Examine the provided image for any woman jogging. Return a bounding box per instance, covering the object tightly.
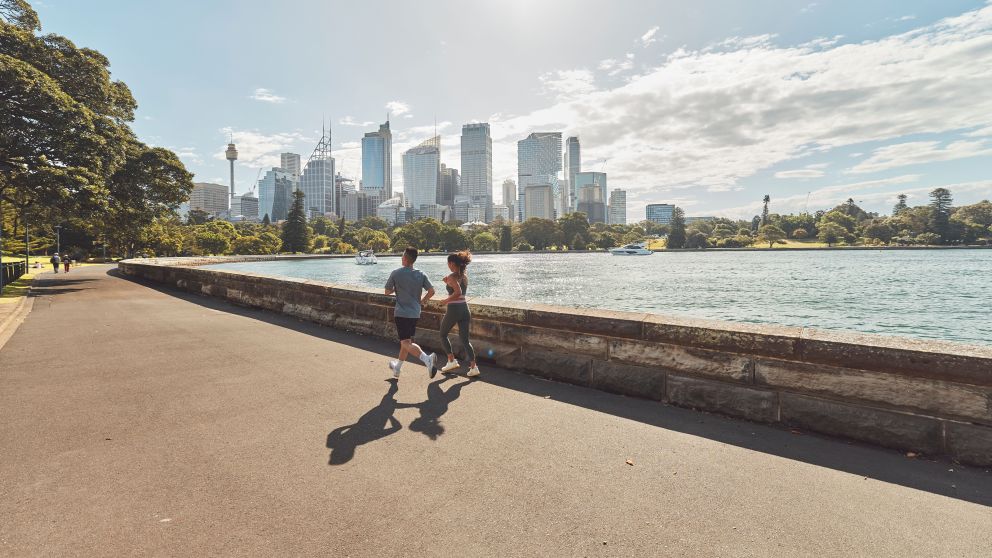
[438,251,480,377]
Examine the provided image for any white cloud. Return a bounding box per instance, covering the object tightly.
[899,15,918,22]
[801,3,818,14]
[848,140,992,173]
[640,26,660,46]
[539,69,596,99]
[482,4,992,219]
[598,53,635,76]
[214,127,311,168]
[249,88,287,104]
[385,100,411,117]
[339,116,375,127]
[964,125,992,137]
[340,141,360,149]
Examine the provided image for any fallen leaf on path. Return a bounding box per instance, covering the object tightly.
[790,429,802,435]
[625,459,634,466]
[906,452,918,458]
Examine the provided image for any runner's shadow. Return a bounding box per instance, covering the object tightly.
[326,379,402,465]
[404,375,476,441]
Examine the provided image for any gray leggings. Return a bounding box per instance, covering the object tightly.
[440,303,475,363]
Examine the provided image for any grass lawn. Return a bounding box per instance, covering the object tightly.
[0,272,36,300]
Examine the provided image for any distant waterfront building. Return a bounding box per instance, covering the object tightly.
[607,189,627,225]
[492,204,510,222]
[501,179,517,222]
[438,164,459,207]
[341,191,379,222]
[300,128,336,218]
[517,132,562,221]
[361,120,393,199]
[524,183,554,220]
[414,204,450,223]
[232,193,259,222]
[646,203,675,225]
[402,136,440,210]
[280,153,301,177]
[335,173,358,217]
[461,123,493,220]
[257,168,297,222]
[189,182,229,216]
[564,136,580,213]
[573,171,607,209]
[577,184,606,224]
[377,195,408,226]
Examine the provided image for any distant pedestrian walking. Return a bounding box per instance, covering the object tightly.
[50,253,60,273]
[62,254,71,273]
[438,251,480,377]
[384,247,438,379]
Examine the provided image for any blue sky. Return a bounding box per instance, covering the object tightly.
[34,0,992,220]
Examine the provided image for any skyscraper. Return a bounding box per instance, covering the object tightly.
[402,136,440,210]
[608,189,627,225]
[577,184,606,224]
[190,182,229,216]
[573,171,607,210]
[524,184,554,220]
[300,126,336,218]
[280,153,301,177]
[461,123,493,220]
[439,164,459,207]
[517,132,562,221]
[362,120,392,199]
[646,203,675,225]
[564,136,580,213]
[257,168,297,222]
[501,179,517,222]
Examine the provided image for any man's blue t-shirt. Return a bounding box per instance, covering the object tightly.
[385,266,433,318]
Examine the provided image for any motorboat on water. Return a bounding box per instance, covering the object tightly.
[609,243,653,256]
[355,250,378,265]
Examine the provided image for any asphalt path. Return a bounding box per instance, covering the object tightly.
[1,265,990,557]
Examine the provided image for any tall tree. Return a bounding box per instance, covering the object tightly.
[557,211,590,249]
[817,223,846,247]
[892,194,908,215]
[280,190,312,253]
[666,207,687,249]
[928,188,953,243]
[519,218,559,250]
[499,225,512,252]
[761,195,771,225]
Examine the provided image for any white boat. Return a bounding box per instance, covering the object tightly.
[609,243,653,256]
[355,250,378,265]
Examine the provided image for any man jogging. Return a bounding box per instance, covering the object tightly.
[384,247,438,379]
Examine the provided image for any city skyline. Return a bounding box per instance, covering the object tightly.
[34,0,992,220]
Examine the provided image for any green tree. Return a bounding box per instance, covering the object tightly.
[817,222,846,247]
[756,224,787,248]
[915,232,940,246]
[892,194,908,215]
[280,190,312,253]
[558,212,590,249]
[353,227,391,252]
[514,241,533,251]
[356,216,390,231]
[309,215,333,236]
[438,226,470,251]
[261,213,271,226]
[195,231,230,255]
[861,219,895,243]
[791,228,808,239]
[185,209,211,225]
[666,207,687,249]
[761,195,771,225]
[519,218,559,250]
[472,231,498,251]
[928,187,953,243]
[685,231,709,249]
[498,225,512,252]
[820,210,856,232]
[257,231,281,254]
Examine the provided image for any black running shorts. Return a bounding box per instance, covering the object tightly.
[394,317,419,340]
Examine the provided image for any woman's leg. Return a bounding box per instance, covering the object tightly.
[439,309,457,361]
[458,308,476,366]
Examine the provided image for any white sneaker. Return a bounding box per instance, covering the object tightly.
[467,366,481,377]
[426,353,438,379]
[440,359,460,373]
[388,360,401,378]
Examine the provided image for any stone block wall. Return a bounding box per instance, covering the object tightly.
[119,256,992,466]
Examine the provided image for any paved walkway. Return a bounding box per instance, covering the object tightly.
[1,265,990,557]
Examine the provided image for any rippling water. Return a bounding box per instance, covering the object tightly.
[204,250,992,346]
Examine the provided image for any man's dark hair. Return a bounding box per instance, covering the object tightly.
[403,246,418,263]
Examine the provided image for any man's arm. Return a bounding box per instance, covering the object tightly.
[384,271,395,296]
[421,287,435,306]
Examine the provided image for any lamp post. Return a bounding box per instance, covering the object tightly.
[55,224,62,256]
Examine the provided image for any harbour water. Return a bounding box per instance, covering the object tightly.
[205,250,992,346]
